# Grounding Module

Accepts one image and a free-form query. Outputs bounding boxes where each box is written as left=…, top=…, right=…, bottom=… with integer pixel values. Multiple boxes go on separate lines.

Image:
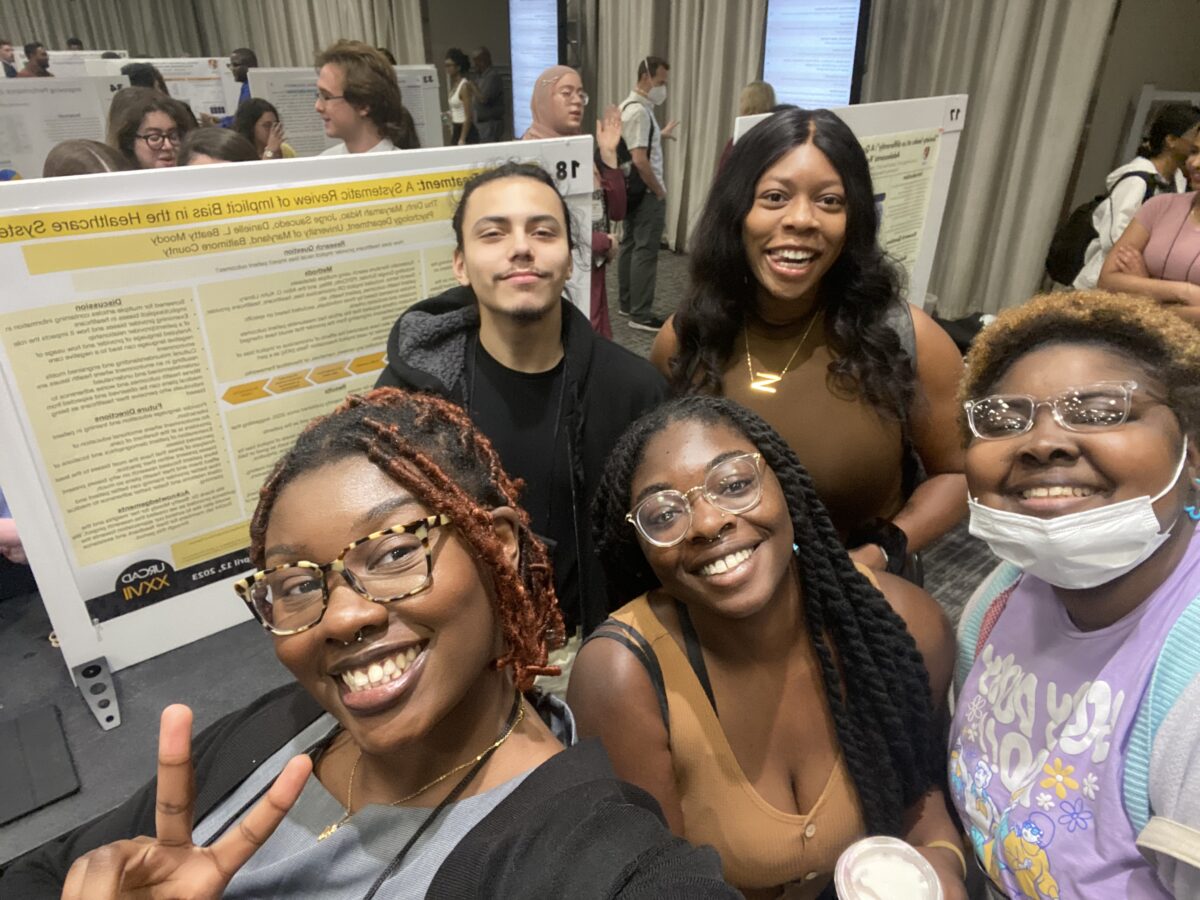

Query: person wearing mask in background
left=316, top=40, right=419, bottom=155
left=1, top=40, right=18, bottom=78
left=1074, top=103, right=1200, bottom=290
left=108, top=89, right=193, bottom=169
left=178, top=127, right=259, bottom=165
left=234, top=97, right=294, bottom=159
left=375, top=163, right=666, bottom=690
left=952, top=291, right=1200, bottom=899
left=65, top=37, right=83, bottom=51
left=618, top=55, right=678, bottom=332
left=444, top=47, right=478, bottom=146
left=42, top=139, right=132, bottom=177
left=18, top=41, right=51, bottom=77
left=471, top=47, right=505, bottom=143
left=522, top=64, right=626, bottom=339
left=121, top=61, right=169, bottom=95
left=714, top=81, right=775, bottom=179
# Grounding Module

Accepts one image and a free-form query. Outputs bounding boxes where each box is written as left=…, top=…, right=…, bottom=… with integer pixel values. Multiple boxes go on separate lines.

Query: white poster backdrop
left=249, top=66, right=443, bottom=156
left=14, top=49, right=129, bottom=78
left=85, top=57, right=240, bottom=118
left=0, top=136, right=592, bottom=676
left=0, top=75, right=130, bottom=178
left=734, top=94, right=968, bottom=308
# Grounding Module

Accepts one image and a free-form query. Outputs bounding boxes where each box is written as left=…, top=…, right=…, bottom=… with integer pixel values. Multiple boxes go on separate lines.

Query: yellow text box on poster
left=172, top=521, right=251, bottom=569
left=22, top=195, right=456, bottom=275
left=200, top=252, right=419, bottom=384
left=225, top=375, right=377, bottom=510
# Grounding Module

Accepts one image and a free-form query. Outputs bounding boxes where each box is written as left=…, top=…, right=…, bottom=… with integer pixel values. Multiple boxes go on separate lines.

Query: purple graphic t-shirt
left=950, top=530, right=1200, bottom=899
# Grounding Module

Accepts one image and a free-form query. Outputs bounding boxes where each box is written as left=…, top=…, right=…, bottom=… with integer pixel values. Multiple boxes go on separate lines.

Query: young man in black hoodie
left=376, top=162, right=666, bottom=659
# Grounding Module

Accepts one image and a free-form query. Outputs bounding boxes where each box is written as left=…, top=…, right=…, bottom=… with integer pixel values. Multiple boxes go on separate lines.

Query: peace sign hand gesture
left=61, top=705, right=312, bottom=900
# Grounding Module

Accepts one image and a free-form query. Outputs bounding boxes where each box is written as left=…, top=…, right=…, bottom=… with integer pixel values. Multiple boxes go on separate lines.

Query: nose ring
left=340, top=630, right=365, bottom=647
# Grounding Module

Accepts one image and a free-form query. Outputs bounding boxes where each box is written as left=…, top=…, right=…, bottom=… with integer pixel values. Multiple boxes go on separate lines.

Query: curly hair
left=959, top=290, right=1200, bottom=441
left=668, top=108, right=915, bottom=422
left=591, top=396, right=938, bottom=835
left=315, top=40, right=420, bottom=150
left=249, top=388, right=564, bottom=690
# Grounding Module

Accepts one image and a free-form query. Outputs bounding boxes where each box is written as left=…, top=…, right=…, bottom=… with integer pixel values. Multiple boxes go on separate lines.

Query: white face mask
left=647, top=84, right=667, bottom=106
left=967, top=437, right=1190, bottom=589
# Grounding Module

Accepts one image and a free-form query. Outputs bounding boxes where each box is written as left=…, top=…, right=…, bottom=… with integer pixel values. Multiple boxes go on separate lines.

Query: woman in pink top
left=1099, top=147, right=1200, bottom=324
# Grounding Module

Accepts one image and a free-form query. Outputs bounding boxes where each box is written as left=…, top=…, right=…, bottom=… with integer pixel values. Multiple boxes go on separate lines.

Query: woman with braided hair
left=9, top=388, right=737, bottom=900
left=570, top=395, right=967, bottom=899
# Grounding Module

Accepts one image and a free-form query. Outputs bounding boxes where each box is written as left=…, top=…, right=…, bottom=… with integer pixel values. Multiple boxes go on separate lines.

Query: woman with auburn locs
left=7, top=389, right=738, bottom=899
left=570, top=395, right=968, bottom=899
left=651, top=107, right=966, bottom=581
left=522, top=64, right=626, bottom=338
left=951, top=292, right=1200, bottom=899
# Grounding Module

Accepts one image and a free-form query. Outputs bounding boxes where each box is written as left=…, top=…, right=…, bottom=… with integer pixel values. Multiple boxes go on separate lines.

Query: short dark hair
left=637, top=56, right=668, bottom=80
left=0, top=39, right=11, bottom=48
left=66, top=37, right=83, bottom=49
left=121, top=62, right=167, bottom=93
left=444, top=47, right=470, bottom=74
left=234, top=97, right=281, bottom=146
left=450, top=161, right=576, bottom=254
left=230, top=47, right=258, bottom=67
left=178, top=126, right=258, bottom=165
left=43, top=139, right=132, bottom=177
left=24, top=42, right=44, bottom=58
left=1142, top=103, right=1200, bottom=157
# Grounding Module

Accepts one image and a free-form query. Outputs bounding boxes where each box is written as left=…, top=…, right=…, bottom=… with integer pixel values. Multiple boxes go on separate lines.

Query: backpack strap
left=1124, top=591, right=1200, bottom=833
left=583, top=618, right=670, bottom=734
left=620, top=99, right=656, bottom=147
left=955, top=561, right=1024, bottom=692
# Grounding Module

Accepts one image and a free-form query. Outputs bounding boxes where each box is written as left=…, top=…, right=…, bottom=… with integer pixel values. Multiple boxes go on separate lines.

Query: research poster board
left=734, top=94, right=968, bottom=308
left=0, top=75, right=129, bottom=178
left=249, top=65, right=443, bottom=156
left=14, top=49, right=128, bottom=78
left=762, top=0, right=866, bottom=106
left=86, top=56, right=240, bottom=119
left=0, top=136, right=592, bottom=675
left=510, top=0, right=561, bottom=138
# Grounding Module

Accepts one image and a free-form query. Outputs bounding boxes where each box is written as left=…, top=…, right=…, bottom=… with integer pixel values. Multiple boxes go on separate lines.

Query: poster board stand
left=734, top=94, right=968, bottom=309
left=0, top=137, right=592, bottom=683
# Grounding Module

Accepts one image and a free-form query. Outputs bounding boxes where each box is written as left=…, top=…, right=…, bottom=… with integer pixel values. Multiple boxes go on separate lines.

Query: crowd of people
left=2, top=27, right=1200, bottom=900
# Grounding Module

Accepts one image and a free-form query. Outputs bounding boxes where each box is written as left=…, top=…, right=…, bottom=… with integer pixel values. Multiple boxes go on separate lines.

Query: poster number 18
left=555, top=160, right=580, bottom=180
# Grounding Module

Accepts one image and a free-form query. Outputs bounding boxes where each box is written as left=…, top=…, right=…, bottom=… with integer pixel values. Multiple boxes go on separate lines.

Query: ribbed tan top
left=610, top=596, right=866, bottom=898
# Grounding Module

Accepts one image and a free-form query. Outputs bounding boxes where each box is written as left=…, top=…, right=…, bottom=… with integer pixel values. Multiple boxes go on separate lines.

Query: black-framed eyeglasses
left=316, top=91, right=347, bottom=104
left=234, top=514, right=449, bottom=635
left=626, top=453, right=763, bottom=548
left=963, top=380, right=1152, bottom=441
left=136, top=130, right=183, bottom=150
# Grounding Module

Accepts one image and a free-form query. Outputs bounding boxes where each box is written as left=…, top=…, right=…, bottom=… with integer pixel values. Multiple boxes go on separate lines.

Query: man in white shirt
left=315, top=40, right=419, bottom=155
left=618, top=56, right=678, bottom=332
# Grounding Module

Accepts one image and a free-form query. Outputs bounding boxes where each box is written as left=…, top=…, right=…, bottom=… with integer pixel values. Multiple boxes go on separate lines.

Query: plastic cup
left=834, top=836, right=944, bottom=900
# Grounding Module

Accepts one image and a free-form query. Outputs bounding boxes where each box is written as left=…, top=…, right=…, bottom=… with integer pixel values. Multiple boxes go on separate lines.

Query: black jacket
left=376, top=287, right=667, bottom=635
left=3, top=683, right=739, bottom=899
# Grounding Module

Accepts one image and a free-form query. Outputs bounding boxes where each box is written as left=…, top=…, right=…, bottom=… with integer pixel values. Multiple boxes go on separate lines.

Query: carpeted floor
left=604, top=249, right=997, bottom=626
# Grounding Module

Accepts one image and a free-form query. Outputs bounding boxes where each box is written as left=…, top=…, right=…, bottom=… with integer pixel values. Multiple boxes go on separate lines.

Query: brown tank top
left=725, top=316, right=905, bottom=539
left=609, top=596, right=866, bottom=897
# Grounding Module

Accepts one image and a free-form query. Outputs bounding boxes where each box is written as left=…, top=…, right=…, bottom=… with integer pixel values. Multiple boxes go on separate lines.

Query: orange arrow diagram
left=266, top=370, right=313, bottom=394
left=349, top=351, right=386, bottom=374
left=310, top=361, right=351, bottom=383
left=222, top=381, right=270, bottom=404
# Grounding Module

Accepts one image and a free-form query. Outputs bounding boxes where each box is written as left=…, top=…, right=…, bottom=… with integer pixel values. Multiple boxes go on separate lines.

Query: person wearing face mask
left=617, top=55, right=679, bottom=332
left=952, top=290, right=1200, bottom=899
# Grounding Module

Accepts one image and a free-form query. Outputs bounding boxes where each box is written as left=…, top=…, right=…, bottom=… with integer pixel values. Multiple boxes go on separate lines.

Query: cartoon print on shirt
left=997, top=814, right=1060, bottom=900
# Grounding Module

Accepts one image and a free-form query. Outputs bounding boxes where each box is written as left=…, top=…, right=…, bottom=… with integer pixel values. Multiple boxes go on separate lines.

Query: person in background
left=178, top=127, right=259, bottom=165
left=234, top=97, right=294, bottom=159
left=522, top=64, right=625, bottom=339
left=224, top=47, right=257, bottom=119
left=444, top=47, right=478, bottom=146
left=375, top=162, right=666, bottom=688
left=1, top=39, right=18, bottom=77
left=0, top=487, right=25, bottom=566
left=952, top=291, right=1200, bottom=898
left=108, top=89, right=193, bottom=169
left=42, top=139, right=132, bottom=177
left=471, top=46, right=505, bottom=143
left=316, top=40, right=419, bottom=155
left=573, top=395, right=967, bottom=899
left=18, top=41, right=51, bottom=77
left=4, top=388, right=738, bottom=899
left=1100, top=142, right=1200, bottom=325
left=714, top=80, right=776, bottom=179
left=65, top=37, right=83, bottom=50
left=653, top=107, right=966, bottom=579
left=1074, top=103, right=1200, bottom=290
left=120, top=61, right=169, bottom=95
left=618, top=55, right=678, bottom=332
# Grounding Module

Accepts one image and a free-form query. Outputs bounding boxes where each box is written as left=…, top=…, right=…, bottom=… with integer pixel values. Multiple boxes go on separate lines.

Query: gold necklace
left=744, top=309, right=820, bottom=394
left=317, top=695, right=525, bottom=842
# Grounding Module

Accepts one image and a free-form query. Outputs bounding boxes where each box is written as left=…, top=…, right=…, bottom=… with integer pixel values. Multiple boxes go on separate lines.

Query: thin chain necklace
left=317, top=693, right=525, bottom=842
left=744, top=308, right=820, bottom=394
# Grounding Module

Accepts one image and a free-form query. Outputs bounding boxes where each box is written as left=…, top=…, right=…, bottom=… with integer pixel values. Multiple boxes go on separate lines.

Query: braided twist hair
left=592, top=395, right=938, bottom=835
left=250, top=387, right=564, bottom=691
